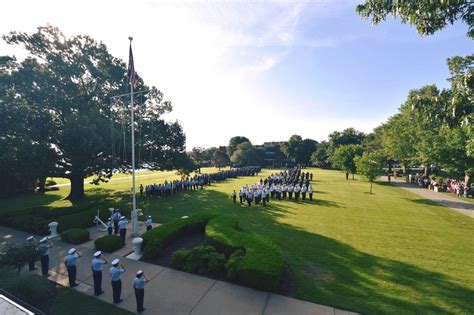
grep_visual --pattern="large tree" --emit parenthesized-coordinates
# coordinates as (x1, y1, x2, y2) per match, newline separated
(331, 144, 364, 180)
(327, 128, 365, 156)
(227, 136, 250, 158)
(355, 151, 385, 194)
(230, 142, 265, 166)
(356, 1, 474, 38)
(281, 135, 318, 165)
(2, 26, 187, 200)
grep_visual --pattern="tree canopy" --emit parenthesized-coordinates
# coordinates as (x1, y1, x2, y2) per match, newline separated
(331, 144, 363, 180)
(1, 26, 188, 199)
(280, 135, 317, 165)
(356, 1, 474, 38)
(227, 136, 250, 158)
(230, 141, 265, 166)
(355, 151, 385, 194)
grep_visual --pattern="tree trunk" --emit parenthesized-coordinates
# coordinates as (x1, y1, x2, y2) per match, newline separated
(424, 165, 429, 177)
(370, 182, 373, 194)
(465, 173, 471, 188)
(37, 176, 46, 193)
(352, 173, 355, 180)
(67, 174, 85, 200)
(345, 172, 349, 180)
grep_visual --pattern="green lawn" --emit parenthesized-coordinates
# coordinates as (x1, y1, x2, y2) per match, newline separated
(2, 168, 473, 314)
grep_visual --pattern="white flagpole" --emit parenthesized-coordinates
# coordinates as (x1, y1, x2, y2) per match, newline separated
(129, 36, 138, 237)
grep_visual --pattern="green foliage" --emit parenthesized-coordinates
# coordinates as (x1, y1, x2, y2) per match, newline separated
(330, 144, 363, 178)
(230, 141, 265, 166)
(94, 235, 123, 253)
(225, 249, 244, 280)
(142, 213, 214, 259)
(311, 141, 330, 168)
(6, 215, 49, 235)
(227, 136, 251, 157)
(60, 228, 90, 245)
(0, 242, 38, 275)
(355, 151, 385, 194)
(328, 128, 366, 156)
(206, 216, 285, 292)
(356, 1, 474, 38)
(171, 245, 225, 276)
(212, 149, 230, 169)
(58, 208, 111, 231)
(281, 135, 318, 165)
(12, 273, 55, 308)
(2, 25, 187, 200)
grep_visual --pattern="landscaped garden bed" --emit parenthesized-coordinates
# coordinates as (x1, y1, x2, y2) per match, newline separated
(141, 213, 286, 292)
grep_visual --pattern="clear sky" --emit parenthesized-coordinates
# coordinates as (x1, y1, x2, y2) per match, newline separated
(1, 0, 472, 149)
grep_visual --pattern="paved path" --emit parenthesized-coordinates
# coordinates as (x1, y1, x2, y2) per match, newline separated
(386, 177, 474, 219)
(0, 226, 356, 315)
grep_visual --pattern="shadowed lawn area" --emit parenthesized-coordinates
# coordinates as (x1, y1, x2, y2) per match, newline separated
(1, 168, 473, 313)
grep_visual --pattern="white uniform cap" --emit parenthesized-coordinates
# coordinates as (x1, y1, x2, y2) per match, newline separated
(136, 270, 143, 276)
(94, 251, 101, 257)
(120, 216, 125, 220)
(112, 259, 120, 265)
(26, 236, 34, 241)
(40, 237, 48, 243)
(148, 216, 152, 219)
(107, 218, 111, 222)
(68, 248, 76, 254)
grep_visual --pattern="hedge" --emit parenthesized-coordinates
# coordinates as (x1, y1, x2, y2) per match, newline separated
(94, 235, 123, 253)
(60, 228, 90, 244)
(142, 213, 215, 259)
(206, 216, 285, 292)
(58, 208, 112, 232)
(5, 215, 49, 236)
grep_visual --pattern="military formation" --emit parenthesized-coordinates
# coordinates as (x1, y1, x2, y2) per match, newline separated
(142, 166, 261, 198)
(232, 167, 315, 207)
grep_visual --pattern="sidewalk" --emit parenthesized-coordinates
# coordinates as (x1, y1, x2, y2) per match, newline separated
(0, 225, 356, 315)
(385, 177, 474, 219)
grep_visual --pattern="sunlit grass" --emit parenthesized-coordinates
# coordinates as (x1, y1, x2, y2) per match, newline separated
(1, 168, 473, 313)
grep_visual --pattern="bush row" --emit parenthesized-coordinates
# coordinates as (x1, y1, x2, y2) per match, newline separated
(142, 213, 215, 259)
(205, 216, 285, 292)
(94, 235, 123, 252)
(171, 245, 226, 276)
(60, 228, 90, 244)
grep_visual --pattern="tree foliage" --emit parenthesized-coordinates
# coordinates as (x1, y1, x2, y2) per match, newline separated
(230, 142, 265, 166)
(331, 144, 363, 179)
(356, 1, 474, 38)
(355, 151, 385, 194)
(0, 242, 38, 275)
(311, 141, 330, 168)
(212, 149, 230, 169)
(280, 135, 318, 164)
(227, 136, 250, 158)
(1, 26, 187, 199)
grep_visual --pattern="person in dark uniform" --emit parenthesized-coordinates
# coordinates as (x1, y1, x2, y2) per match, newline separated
(65, 248, 81, 287)
(145, 216, 153, 231)
(109, 259, 126, 304)
(232, 190, 237, 203)
(38, 237, 53, 276)
(26, 236, 38, 271)
(139, 184, 144, 196)
(134, 270, 149, 313)
(239, 190, 243, 204)
(91, 251, 108, 296)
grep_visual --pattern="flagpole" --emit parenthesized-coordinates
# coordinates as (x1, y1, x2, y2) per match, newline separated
(129, 36, 138, 237)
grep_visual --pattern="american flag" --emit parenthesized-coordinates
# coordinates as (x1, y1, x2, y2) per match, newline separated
(128, 43, 137, 89)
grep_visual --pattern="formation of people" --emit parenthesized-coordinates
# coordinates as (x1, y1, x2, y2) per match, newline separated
(231, 167, 315, 207)
(26, 235, 150, 313)
(142, 166, 261, 198)
(408, 173, 472, 198)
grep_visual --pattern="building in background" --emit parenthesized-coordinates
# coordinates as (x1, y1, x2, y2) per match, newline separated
(262, 141, 286, 167)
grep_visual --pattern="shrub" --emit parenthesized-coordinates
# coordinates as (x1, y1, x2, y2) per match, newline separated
(7, 215, 49, 235)
(94, 235, 123, 253)
(12, 273, 55, 309)
(60, 228, 90, 244)
(225, 249, 244, 280)
(170, 248, 190, 269)
(58, 208, 110, 232)
(142, 213, 214, 259)
(206, 216, 285, 292)
(171, 246, 226, 276)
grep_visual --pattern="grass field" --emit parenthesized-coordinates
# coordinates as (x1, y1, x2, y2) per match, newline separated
(2, 168, 473, 314)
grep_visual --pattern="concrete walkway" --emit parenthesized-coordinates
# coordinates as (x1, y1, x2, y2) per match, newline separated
(386, 177, 474, 219)
(0, 225, 356, 315)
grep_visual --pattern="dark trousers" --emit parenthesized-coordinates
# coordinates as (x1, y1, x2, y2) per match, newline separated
(66, 265, 77, 286)
(233, 196, 236, 203)
(135, 287, 145, 312)
(239, 196, 243, 204)
(302, 192, 306, 200)
(114, 221, 119, 234)
(120, 228, 126, 245)
(93, 270, 102, 295)
(41, 255, 49, 275)
(309, 193, 313, 201)
(146, 225, 152, 231)
(112, 280, 122, 303)
(28, 258, 36, 271)
(108, 227, 112, 235)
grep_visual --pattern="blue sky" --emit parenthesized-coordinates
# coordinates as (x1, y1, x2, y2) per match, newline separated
(0, 0, 472, 149)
